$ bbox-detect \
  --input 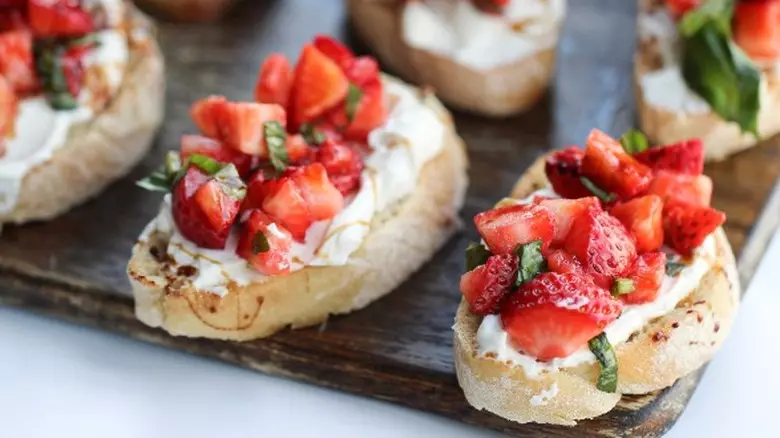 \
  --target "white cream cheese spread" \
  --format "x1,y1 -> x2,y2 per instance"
401,0 -> 566,71
137,79 -> 447,296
